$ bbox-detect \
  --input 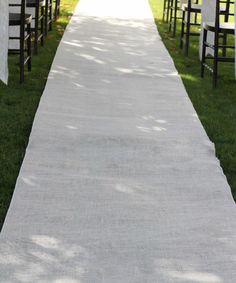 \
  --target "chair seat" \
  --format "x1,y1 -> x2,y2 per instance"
182,4 -> 202,13
203,21 -> 235,33
27,0 -> 45,7
9,13 -> 32,26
